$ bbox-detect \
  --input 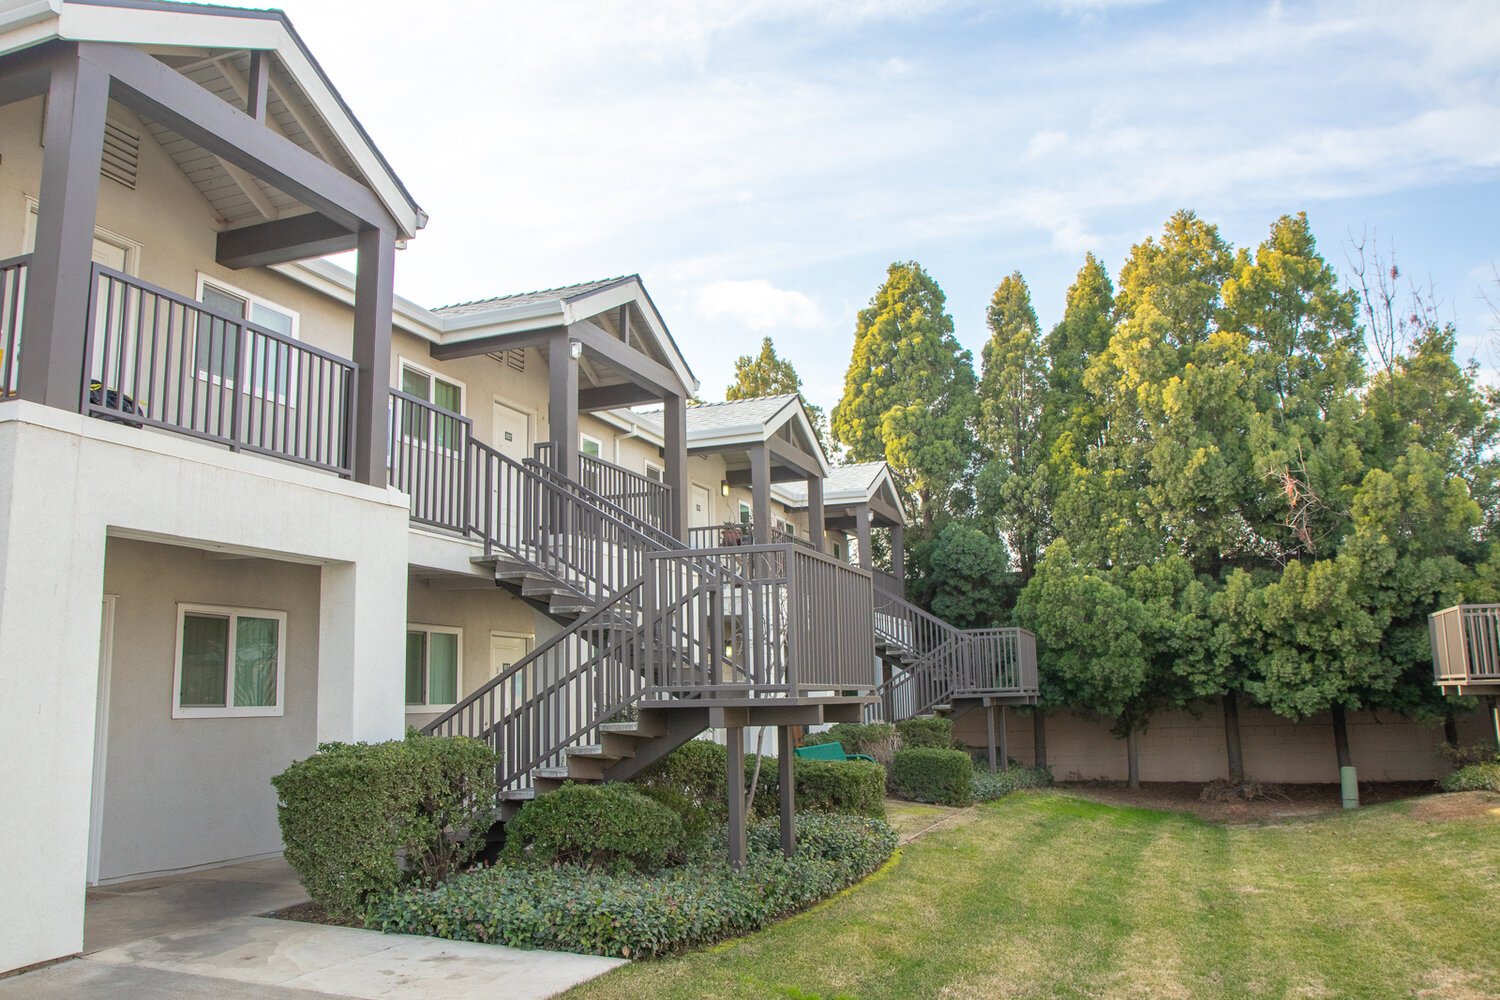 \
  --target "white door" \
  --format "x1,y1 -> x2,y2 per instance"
491,400 -> 531,462
690,484 -> 713,529
490,632 -> 532,683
